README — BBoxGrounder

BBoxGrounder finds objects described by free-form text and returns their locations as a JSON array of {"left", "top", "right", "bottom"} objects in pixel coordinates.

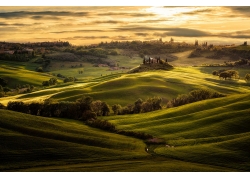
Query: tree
[
  {"left": 3, "top": 87, "right": 11, "bottom": 94},
  {"left": 0, "top": 77, "right": 7, "bottom": 87},
  {"left": 29, "top": 102, "right": 42, "bottom": 115},
  {"left": 0, "top": 103, "right": 5, "bottom": 109},
  {"left": 133, "top": 98, "right": 143, "bottom": 113},
  {"left": 170, "top": 37, "right": 174, "bottom": 43},
  {"left": 42, "top": 81, "right": 50, "bottom": 86},
  {"left": 76, "top": 96, "right": 93, "bottom": 116},
  {"left": 91, "top": 100, "right": 103, "bottom": 116},
  {"left": 64, "top": 77, "right": 75, "bottom": 83},
  {"left": 219, "top": 70, "right": 239, "bottom": 80},
  {"left": 101, "top": 102, "right": 110, "bottom": 116},
  {"left": 48, "top": 77, "right": 57, "bottom": 85},
  {"left": 37, "top": 67, "right": 43, "bottom": 72},
  {"left": 112, "top": 104, "right": 122, "bottom": 115},
  {"left": 7, "top": 101, "right": 29, "bottom": 113},
  {"left": 0, "top": 85, "right": 3, "bottom": 97},
  {"left": 81, "top": 110, "right": 97, "bottom": 121},
  {"left": 245, "top": 73, "right": 250, "bottom": 82}
]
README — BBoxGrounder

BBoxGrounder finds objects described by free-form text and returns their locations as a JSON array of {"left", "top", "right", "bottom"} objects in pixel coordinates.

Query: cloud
[
  {"left": 31, "top": 15, "right": 62, "bottom": 20},
  {"left": 111, "top": 36, "right": 132, "bottom": 40},
  {"left": 62, "top": 36, "right": 110, "bottom": 40},
  {"left": 72, "top": 36, "right": 109, "bottom": 39},
  {"left": 0, "top": 22, "right": 8, "bottom": 26},
  {"left": 227, "top": 7, "right": 250, "bottom": 16},
  {"left": 154, "top": 29, "right": 211, "bottom": 37},
  {"left": 0, "top": 27, "right": 19, "bottom": 32},
  {"left": 0, "top": 11, "right": 89, "bottom": 19},
  {"left": 138, "top": 19, "right": 170, "bottom": 23},
  {"left": 134, "top": 32, "right": 149, "bottom": 37},
  {"left": 51, "top": 29, "right": 105, "bottom": 34},
  {"left": 180, "top": 8, "right": 213, "bottom": 15},
  {"left": 114, "top": 26, "right": 211, "bottom": 37},
  {"left": 97, "top": 12, "right": 156, "bottom": 17},
  {"left": 218, "top": 29, "right": 250, "bottom": 39},
  {"left": 89, "top": 20, "right": 125, "bottom": 25}
]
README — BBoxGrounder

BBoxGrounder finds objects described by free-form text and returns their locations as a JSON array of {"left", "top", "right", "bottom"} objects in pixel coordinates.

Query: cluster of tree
[
  {"left": 112, "top": 97, "right": 162, "bottom": 115},
  {"left": 0, "top": 102, "right": 5, "bottom": 109},
  {"left": 166, "top": 89, "right": 225, "bottom": 108},
  {"left": 35, "top": 59, "right": 51, "bottom": 72},
  {"left": 99, "top": 40, "right": 194, "bottom": 55},
  {"left": 57, "top": 73, "right": 66, "bottom": 78},
  {"left": 78, "top": 70, "right": 84, "bottom": 74},
  {"left": 64, "top": 48, "right": 109, "bottom": 58},
  {"left": 0, "top": 78, "right": 10, "bottom": 97},
  {"left": 64, "top": 77, "right": 77, "bottom": 83},
  {"left": 0, "top": 85, "right": 8, "bottom": 97},
  {"left": 15, "top": 84, "right": 34, "bottom": 94},
  {"left": 189, "top": 46, "right": 250, "bottom": 61},
  {"left": 245, "top": 73, "right": 250, "bottom": 82},
  {"left": 6, "top": 96, "right": 110, "bottom": 120},
  {"left": 0, "top": 54, "right": 30, "bottom": 62},
  {"left": 42, "top": 78, "right": 58, "bottom": 86},
  {"left": 212, "top": 69, "right": 239, "bottom": 80},
  {"left": 0, "top": 79, "right": 35, "bottom": 97},
  {"left": 0, "top": 77, "right": 7, "bottom": 87}
]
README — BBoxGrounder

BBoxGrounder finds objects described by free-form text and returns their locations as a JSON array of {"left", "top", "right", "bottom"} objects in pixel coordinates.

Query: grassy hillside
[
  {"left": 103, "top": 93, "right": 250, "bottom": 171},
  {"left": 0, "top": 109, "right": 148, "bottom": 171},
  {"left": 0, "top": 109, "right": 237, "bottom": 172},
  {"left": 49, "top": 67, "right": 250, "bottom": 106},
  {"left": 0, "top": 65, "right": 63, "bottom": 88}
]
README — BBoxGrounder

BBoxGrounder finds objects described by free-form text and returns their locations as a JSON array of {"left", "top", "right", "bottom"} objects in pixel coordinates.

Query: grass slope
[
  {"left": 0, "top": 109, "right": 236, "bottom": 172},
  {"left": 49, "top": 67, "right": 250, "bottom": 106},
  {"left": 103, "top": 93, "right": 250, "bottom": 171},
  {"left": 0, "top": 109, "right": 147, "bottom": 171},
  {"left": 0, "top": 65, "right": 62, "bottom": 88}
]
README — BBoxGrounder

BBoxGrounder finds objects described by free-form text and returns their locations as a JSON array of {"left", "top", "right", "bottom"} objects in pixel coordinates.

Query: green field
[
  {"left": 103, "top": 93, "right": 250, "bottom": 171},
  {"left": 1, "top": 49, "right": 250, "bottom": 171},
  {"left": 0, "top": 108, "right": 241, "bottom": 171},
  {"left": 0, "top": 65, "right": 62, "bottom": 88}
]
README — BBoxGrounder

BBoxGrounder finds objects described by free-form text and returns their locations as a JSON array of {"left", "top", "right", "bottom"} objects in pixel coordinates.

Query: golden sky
[{"left": 0, "top": 6, "right": 250, "bottom": 45}]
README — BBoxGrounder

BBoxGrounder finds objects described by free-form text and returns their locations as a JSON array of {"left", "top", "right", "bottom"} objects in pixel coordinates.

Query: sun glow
[{"left": 145, "top": 6, "right": 200, "bottom": 17}]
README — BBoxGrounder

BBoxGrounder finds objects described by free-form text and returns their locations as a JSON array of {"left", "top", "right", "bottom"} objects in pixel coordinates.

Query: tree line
[
  {"left": 212, "top": 69, "right": 250, "bottom": 82},
  {"left": 4, "top": 89, "right": 224, "bottom": 119}
]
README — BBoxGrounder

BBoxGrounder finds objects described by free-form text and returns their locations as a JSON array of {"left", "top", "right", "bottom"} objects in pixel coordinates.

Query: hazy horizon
[{"left": 0, "top": 6, "right": 250, "bottom": 45}]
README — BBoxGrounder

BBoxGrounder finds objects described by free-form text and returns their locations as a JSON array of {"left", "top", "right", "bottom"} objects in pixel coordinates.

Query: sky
[{"left": 0, "top": 4, "right": 250, "bottom": 45}]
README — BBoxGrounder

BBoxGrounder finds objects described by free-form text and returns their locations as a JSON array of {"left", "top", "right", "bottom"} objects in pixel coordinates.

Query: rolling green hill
[
  {"left": 48, "top": 67, "right": 250, "bottom": 106},
  {"left": 0, "top": 107, "right": 241, "bottom": 172},
  {"left": 1, "top": 49, "right": 250, "bottom": 171},
  {"left": 103, "top": 93, "right": 250, "bottom": 171},
  {"left": 0, "top": 109, "right": 148, "bottom": 171}
]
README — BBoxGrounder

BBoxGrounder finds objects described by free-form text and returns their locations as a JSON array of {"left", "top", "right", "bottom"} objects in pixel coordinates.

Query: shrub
[
  {"left": 167, "top": 89, "right": 225, "bottom": 108},
  {"left": 37, "top": 66, "right": 43, "bottom": 72},
  {"left": 112, "top": 104, "right": 122, "bottom": 115},
  {"left": 7, "top": 101, "right": 29, "bottom": 113},
  {"left": 42, "top": 81, "right": 50, "bottom": 86},
  {"left": 245, "top": 73, "right": 250, "bottom": 82},
  {"left": 86, "top": 119, "right": 116, "bottom": 132},
  {"left": 116, "top": 130, "right": 153, "bottom": 140},
  {"left": 0, "top": 103, "right": 5, "bottom": 109},
  {"left": 81, "top": 110, "right": 97, "bottom": 121},
  {"left": 64, "top": 77, "right": 76, "bottom": 83}
]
